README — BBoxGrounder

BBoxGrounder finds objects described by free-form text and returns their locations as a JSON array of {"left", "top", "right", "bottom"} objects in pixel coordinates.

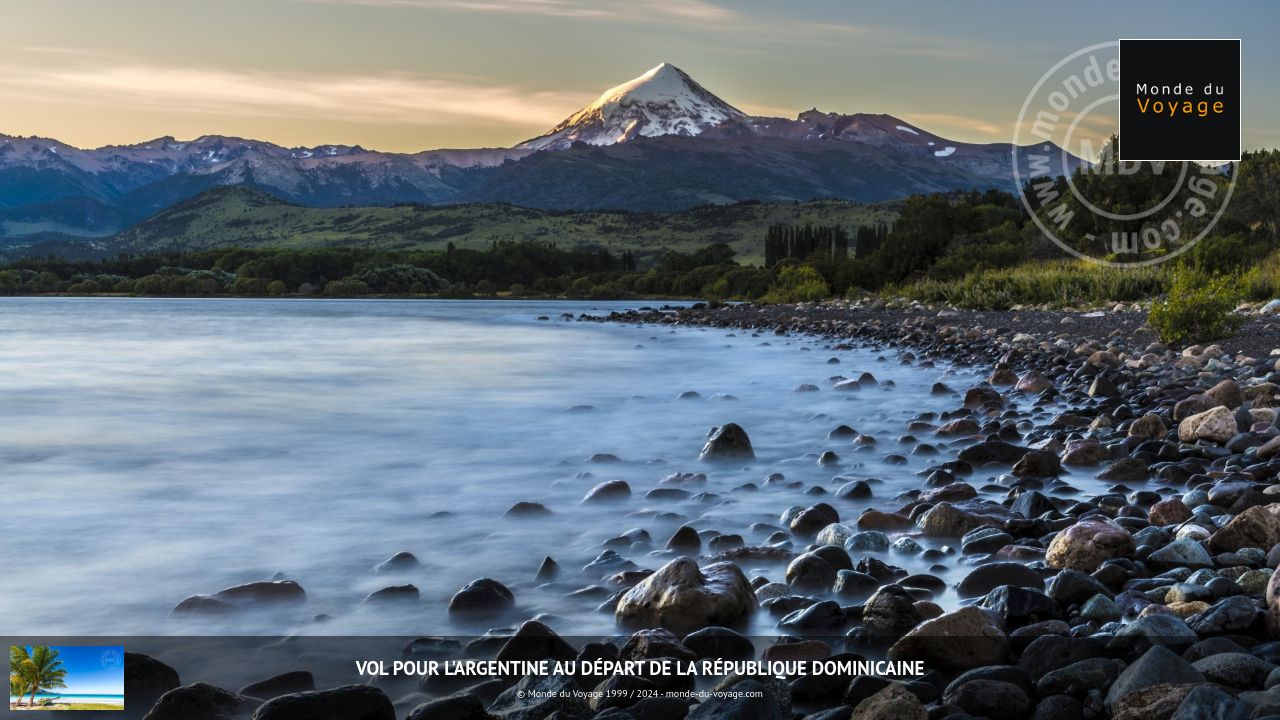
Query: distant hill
[
  {"left": 0, "top": 62, "right": 1077, "bottom": 242},
  {"left": 93, "top": 186, "right": 894, "bottom": 265}
]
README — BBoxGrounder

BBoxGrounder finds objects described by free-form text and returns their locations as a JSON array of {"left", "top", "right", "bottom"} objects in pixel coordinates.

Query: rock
[
  {"left": 1104, "top": 645, "right": 1204, "bottom": 711},
  {"left": 1113, "top": 613, "right": 1199, "bottom": 650},
  {"left": 1089, "top": 374, "right": 1120, "bottom": 398},
  {"left": 856, "top": 510, "right": 913, "bottom": 531},
  {"left": 144, "top": 683, "right": 244, "bottom": 720},
  {"left": 175, "top": 580, "right": 306, "bottom": 614},
  {"left": 833, "top": 570, "right": 879, "bottom": 600},
  {"left": 125, "top": 652, "right": 181, "bottom": 712},
  {"left": 505, "top": 501, "right": 552, "bottom": 517},
  {"left": 1012, "top": 450, "right": 1062, "bottom": 478},
  {"left": 937, "top": 418, "right": 981, "bottom": 435},
  {"left": 1046, "top": 569, "right": 1112, "bottom": 606},
  {"left": 887, "top": 606, "right": 1009, "bottom": 671},
  {"left": 1111, "top": 683, "right": 1195, "bottom": 720},
  {"left": 943, "top": 679, "right": 1029, "bottom": 720},
  {"left": 1189, "top": 595, "right": 1262, "bottom": 634},
  {"left": 252, "top": 685, "right": 394, "bottom": 720},
  {"left": 815, "top": 523, "right": 855, "bottom": 547},
  {"left": 1207, "top": 505, "right": 1280, "bottom": 553},
  {"left": 666, "top": 526, "right": 701, "bottom": 553},
  {"left": 1149, "top": 498, "right": 1192, "bottom": 525},
  {"left": 956, "top": 562, "right": 1044, "bottom": 598},
  {"left": 1148, "top": 538, "right": 1215, "bottom": 570},
  {"left": 1079, "top": 594, "right": 1122, "bottom": 623},
  {"left": 615, "top": 557, "right": 755, "bottom": 633},
  {"left": 1018, "top": 635, "right": 1106, "bottom": 678},
  {"left": 957, "top": 439, "right": 1025, "bottom": 464},
  {"left": 1129, "top": 413, "right": 1169, "bottom": 440},
  {"left": 447, "top": 578, "right": 514, "bottom": 616},
  {"left": 917, "top": 502, "right": 989, "bottom": 537},
  {"left": 239, "top": 672, "right": 316, "bottom": 701},
  {"left": 979, "top": 585, "right": 1059, "bottom": 625},
  {"left": 1192, "top": 652, "right": 1274, "bottom": 688},
  {"left": 373, "top": 551, "right": 419, "bottom": 573},
  {"left": 779, "top": 600, "right": 846, "bottom": 632},
  {"left": 1045, "top": 521, "right": 1135, "bottom": 572},
  {"left": 700, "top": 424, "right": 754, "bottom": 460},
  {"left": 1016, "top": 372, "right": 1054, "bottom": 394},
  {"left": 488, "top": 674, "right": 589, "bottom": 720},
  {"left": 850, "top": 682, "right": 925, "bottom": 720},
  {"left": 785, "top": 553, "right": 837, "bottom": 592},
  {"left": 497, "top": 620, "right": 578, "bottom": 664},
  {"left": 791, "top": 504, "right": 840, "bottom": 536},
  {"left": 407, "top": 695, "right": 487, "bottom": 720},
  {"left": 845, "top": 531, "right": 890, "bottom": 552},
  {"left": 1031, "top": 694, "right": 1085, "bottom": 720},
  {"left": 363, "top": 584, "right": 418, "bottom": 603},
  {"left": 690, "top": 677, "right": 789, "bottom": 720},
  {"left": 964, "top": 385, "right": 1005, "bottom": 409},
  {"left": 536, "top": 556, "right": 560, "bottom": 581},
  {"left": 1011, "top": 490, "right": 1055, "bottom": 518},
  {"left": 1169, "top": 684, "right": 1250, "bottom": 720},
  {"left": 1206, "top": 379, "right": 1244, "bottom": 409},
  {"left": 862, "top": 585, "right": 925, "bottom": 637},
  {"left": 1061, "top": 439, "right": 1111, "bottom": 465},
  {"left": 1177, "top": 406, "right": 1238, "bottom": 444},
  {"left": 1036, "top": 658, "right": 1122, "bottom": 697},
  {"left": 583, "top": 480, "right": 631, "bottom": 503},
  {"left": 683, "top": 627, "right": 754, "bottom": 660}
]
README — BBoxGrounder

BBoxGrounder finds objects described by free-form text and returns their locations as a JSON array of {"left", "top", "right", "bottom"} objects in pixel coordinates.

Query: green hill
[{"left": 105, "top": 186, "right": 895, "bottom": 265}]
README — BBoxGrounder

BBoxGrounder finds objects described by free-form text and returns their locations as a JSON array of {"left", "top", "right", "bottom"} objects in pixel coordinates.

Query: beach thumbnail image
[{"left": 10, "top": 646, "right": 124, "bottom": 711}]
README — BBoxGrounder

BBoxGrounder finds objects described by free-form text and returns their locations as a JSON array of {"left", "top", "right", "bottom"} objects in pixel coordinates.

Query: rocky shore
[{"left": 123, "top": 299, "right": 1280, "bottom": 720}]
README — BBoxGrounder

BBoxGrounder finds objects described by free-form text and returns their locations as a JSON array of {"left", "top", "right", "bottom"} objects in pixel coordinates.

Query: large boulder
[
  {"left": 1206, "top": 505, "right": 1280, "bottom": 553},
  {"left": 447, "top": 578, "right": 514, "bottom": 616},
  {"left": 125, "top": 652, "right": 180, "bottom": 713},
  {"left": 615, "top": 557, "right": 755, "bottom": 633},
  {"left": 174, "top": 580, "right": 305, "bottom": 614},
  {"left": 1045, "top": 521, "right": 1135, "bottom": 572},
  {"left": 862, "top": 585, "right": 925, "bottom": 637},
  {"left": 252, "top": 686, "right": 395, "bottom": 720},
  {"left": 850, "top": 682, "right": 926, "bottom": 720},
  {"left": 1104, "top": 646, "right": 1204, "bottom": 712},
  {"left": 143, "top": 683, "right": 244, "bottom": 720},
  {"left": 887, "top": 606, "right": 1010, "bottom": 671},
  {"left": 1177, "top": 406, "right": 1237, "bottom": 444},
  {"left": 699, "top": 424, "right": 754, "bottom": 460},
  {"left": 488, "top": 674, "right": 589, "bottom": 720}
]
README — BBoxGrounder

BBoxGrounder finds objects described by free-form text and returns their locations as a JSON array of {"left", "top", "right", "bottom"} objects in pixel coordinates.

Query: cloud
[
  {"left": 900, "top": 112, "right": 1007, "bottom": 137},
  {"left": 298, "top": 0, "right": 736, "bottom": 22},
  {"left": 0, "top": 62, "right": 591, "bottom": 129}
]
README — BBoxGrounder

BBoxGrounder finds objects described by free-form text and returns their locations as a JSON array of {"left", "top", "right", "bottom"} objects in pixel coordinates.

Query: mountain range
[{"left": 0, "top": 63, "right": 1079, "bottom": 251}]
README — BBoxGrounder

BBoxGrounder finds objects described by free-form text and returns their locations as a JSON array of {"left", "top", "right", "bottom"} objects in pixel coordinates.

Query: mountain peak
[{"left": 517, "top": 63, "right": 744, "bottom": 151}]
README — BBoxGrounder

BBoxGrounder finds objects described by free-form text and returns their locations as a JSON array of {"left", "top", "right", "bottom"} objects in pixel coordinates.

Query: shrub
[
  {"left": 1147, "top": 266, "right": 1243, "bottom": 345},
  {"left": 267, "top": 280, "right": 288, "bottom": 296},
  {"left": 352, "top": 264, "right": 447, "bottom": 293},
  {"left": 323, "top": 278, "right": 370, "bottom": 296},
  {"left": 763, "top": 265, "right": 831, "bottom": 304}
]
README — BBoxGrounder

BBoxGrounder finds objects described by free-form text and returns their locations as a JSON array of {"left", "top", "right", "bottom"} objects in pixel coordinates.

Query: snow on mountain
[{"left": 517, "top": 63, "right": 746, "bottom": 151}]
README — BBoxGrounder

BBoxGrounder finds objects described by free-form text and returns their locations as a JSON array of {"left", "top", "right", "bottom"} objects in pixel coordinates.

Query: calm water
[{"left": 0, "top": 297, "right": 997, "bottom": 637}]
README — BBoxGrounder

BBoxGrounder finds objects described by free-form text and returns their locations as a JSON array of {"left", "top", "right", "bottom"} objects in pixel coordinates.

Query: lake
[{"left": 0, "top": 297, "right": 986, "bottom": 637}]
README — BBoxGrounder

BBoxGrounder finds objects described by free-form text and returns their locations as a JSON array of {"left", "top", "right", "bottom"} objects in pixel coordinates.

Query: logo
[{"left": 1012, "top": 41, "right": 1238, "bottom": 267}]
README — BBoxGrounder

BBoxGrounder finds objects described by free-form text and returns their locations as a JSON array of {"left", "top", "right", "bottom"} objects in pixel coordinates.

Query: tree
[
  {"left": 1231, "top": 149, "right": 1280, "bottom": 238},
  {"left": 11, "top": 646, "right": 66, "bottom": 708}
]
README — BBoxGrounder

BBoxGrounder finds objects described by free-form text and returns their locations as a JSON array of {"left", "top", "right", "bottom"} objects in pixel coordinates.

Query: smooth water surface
[{"left": 0, "top": 298, "right": 994, "bottom": 637}]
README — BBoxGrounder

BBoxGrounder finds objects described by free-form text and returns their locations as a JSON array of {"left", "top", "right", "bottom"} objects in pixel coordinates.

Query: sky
[
  {"left": 1, "top": 0, "right": 1277, "bottom": 153},
  {"left": 11, "top": 646, "right": 124, "bottom": 696}
]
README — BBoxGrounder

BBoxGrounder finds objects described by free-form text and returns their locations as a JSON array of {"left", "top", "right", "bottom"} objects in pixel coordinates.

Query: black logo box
[{"left": 1119, "top": 39, "right": 1241, "bottom": 162}]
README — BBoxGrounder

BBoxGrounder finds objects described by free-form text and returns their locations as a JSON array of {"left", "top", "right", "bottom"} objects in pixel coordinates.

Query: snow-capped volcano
[{"left": 517, "top": 63, "right": 745, "bottom": 151}]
